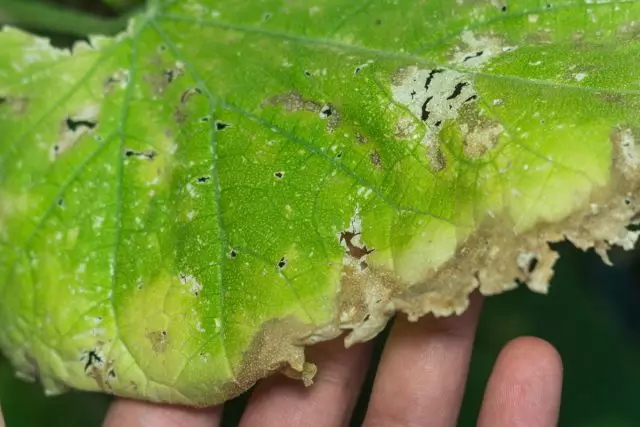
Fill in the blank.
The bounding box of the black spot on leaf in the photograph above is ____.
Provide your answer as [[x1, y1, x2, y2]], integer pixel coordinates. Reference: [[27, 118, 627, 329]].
[[320, 105, 333, 118], [463, 51, 484, 62], [215, 121, 230, 131], [164, 69, 176, 83], [424, 68, 444, 91], [66, 117, 97, 132], [124, 149, 157, 161], [370, 150, 381, 168], [420, 96, 433, 121], [83, 350, 103, 372], [446, 82, 469, 100]]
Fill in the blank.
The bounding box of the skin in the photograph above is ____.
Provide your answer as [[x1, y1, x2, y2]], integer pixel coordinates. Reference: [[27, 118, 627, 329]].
[[0, 293, 563, 427]]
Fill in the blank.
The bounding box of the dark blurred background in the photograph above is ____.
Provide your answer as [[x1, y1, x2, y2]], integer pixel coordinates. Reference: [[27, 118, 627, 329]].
[[1, 1, 639, 426]]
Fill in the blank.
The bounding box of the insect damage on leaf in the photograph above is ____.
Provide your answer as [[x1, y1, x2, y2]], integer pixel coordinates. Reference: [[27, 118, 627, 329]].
[[1, 0, 640, 409]]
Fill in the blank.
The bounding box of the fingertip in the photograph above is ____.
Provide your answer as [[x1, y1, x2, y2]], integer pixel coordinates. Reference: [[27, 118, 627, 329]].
[[103, 398, 222, 427], [478, 336, 563, 427], [240, 338, 373, 427], [362, 292, 484, 427], [501, 336, 563, 374]]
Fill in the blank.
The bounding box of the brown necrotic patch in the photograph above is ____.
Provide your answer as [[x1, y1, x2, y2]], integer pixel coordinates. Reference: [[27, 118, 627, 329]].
[[262, 91, 341, 132], [144, 58, 185, 96], [0, 95, 29, 114], [340, 231, 374, 260], [103, 69, 130, 94], [125, 149, 157, 161], [52, 105, 100, 161], [147, 330, 169, 353], [370, 150, 382, 169], [461, 121, 504, 158]]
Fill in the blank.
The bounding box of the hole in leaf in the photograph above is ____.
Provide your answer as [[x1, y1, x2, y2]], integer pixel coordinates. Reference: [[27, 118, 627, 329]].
[[340, 231, 375, 259]]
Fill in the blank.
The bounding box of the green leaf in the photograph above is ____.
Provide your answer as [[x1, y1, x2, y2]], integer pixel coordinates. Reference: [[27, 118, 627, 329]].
[[0, 0, 130, 38], [1, 0, 639, 406], [103, 0, 145, 12]]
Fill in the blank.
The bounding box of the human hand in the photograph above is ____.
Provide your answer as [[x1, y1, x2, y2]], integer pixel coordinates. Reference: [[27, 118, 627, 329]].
[[2, 293, 564, 427]]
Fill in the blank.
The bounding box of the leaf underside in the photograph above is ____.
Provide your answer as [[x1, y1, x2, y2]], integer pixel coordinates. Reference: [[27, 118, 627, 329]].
[[1, 0, 639, 406]]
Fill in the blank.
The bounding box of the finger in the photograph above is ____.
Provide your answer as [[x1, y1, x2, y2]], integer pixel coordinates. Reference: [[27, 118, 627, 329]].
[[363, 292, 484, 427], [477, 336, 563, 427], [0, 402, 4, 427], [240, 337, 373, 427], [103, 399, 222, 427]]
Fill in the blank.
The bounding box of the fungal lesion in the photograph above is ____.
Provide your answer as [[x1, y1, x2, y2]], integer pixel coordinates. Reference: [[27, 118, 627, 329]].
[[81, 344, 115, 391], [144, 59, 185, 95], [391, 66, 479, 172], [370, 150, 382, 170], [339, 204, 375, 271], [147, 329, 169, 353], [262, 91, 341, 133], [103, 69, 130, 93], [124, 149, 157, 161], [215, 121, 231, 131], [0, 94, 29, 114], [389, 29, 517, 171], [52, 104, 100, 161], [457, 106, 505, 158], [174, 87, 204, 124], [612, 126, 640, 177], [277, 256, 287, 269]]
